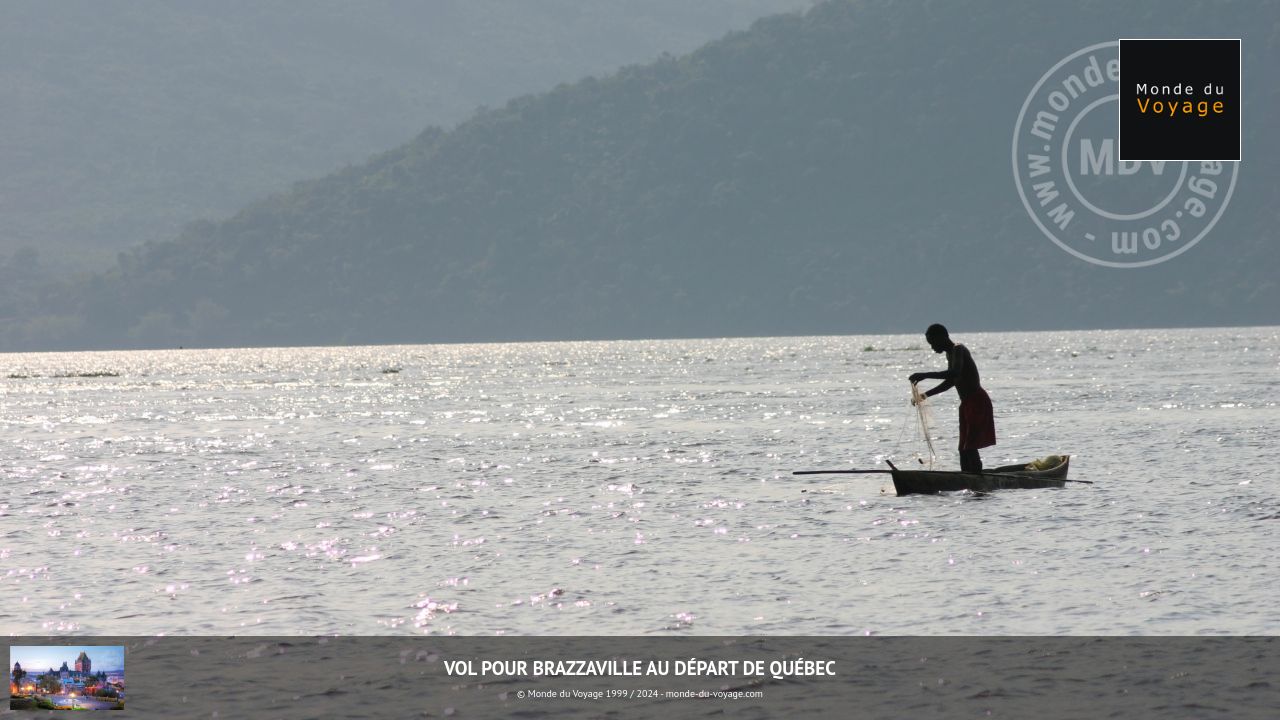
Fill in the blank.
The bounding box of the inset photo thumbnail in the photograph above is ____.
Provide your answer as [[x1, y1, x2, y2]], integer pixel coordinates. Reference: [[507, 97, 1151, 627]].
[[9, 646, 125, 712]]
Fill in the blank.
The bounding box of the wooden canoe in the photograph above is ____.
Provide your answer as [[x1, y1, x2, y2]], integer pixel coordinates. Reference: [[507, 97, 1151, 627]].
[[889, 455, 1071, 495]]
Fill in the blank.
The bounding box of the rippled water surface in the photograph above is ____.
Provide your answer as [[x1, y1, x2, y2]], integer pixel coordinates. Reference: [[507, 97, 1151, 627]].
[[2, 328, 1277, 635]]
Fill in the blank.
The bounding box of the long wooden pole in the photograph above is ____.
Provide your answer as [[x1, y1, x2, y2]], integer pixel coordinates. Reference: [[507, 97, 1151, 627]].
[[791, 469, 892, 475]]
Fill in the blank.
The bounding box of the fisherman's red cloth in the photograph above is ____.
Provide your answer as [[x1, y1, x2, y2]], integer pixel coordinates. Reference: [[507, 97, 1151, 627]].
[[958, 388, 996, 450]]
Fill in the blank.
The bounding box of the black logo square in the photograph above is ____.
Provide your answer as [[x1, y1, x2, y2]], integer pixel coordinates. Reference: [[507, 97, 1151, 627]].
[[1119, 39, 1240, 161]]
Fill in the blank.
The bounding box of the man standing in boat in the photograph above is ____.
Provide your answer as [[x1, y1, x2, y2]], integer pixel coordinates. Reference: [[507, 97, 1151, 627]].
[[908, 324, 995, 473]]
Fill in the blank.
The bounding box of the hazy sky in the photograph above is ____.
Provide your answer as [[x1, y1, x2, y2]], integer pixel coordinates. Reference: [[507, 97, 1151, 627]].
[[9, 646, 125, 672]]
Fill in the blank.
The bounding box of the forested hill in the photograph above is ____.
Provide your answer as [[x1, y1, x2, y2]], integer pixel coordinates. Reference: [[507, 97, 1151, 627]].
[[5, 0, 1276, 350], [0, 0, 808, 272]]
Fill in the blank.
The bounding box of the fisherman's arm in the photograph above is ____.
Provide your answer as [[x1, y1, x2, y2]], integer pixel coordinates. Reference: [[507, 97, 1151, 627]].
[[923, 379, 954, 398], [909, 370, 949, 382], [908, 348, 966, 396]]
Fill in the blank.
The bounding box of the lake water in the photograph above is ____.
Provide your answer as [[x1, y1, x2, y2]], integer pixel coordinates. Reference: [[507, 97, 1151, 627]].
[[1, 327, 1276, 636]]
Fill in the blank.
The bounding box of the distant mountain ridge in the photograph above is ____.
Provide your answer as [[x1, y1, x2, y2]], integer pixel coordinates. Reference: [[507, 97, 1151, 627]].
[[0, 0, 809, 272], [2, 0, 1276, 350]]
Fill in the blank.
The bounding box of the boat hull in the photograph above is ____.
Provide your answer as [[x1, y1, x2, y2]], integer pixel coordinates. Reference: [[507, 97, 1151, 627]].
[[891, 456, 1070, 495]]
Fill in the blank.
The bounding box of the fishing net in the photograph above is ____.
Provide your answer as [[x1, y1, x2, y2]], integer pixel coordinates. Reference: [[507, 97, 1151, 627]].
[[910, 382, 937, 469]]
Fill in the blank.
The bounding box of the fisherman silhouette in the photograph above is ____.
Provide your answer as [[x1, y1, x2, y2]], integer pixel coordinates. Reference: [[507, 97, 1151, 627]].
[[908, 324, 995, 473]]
